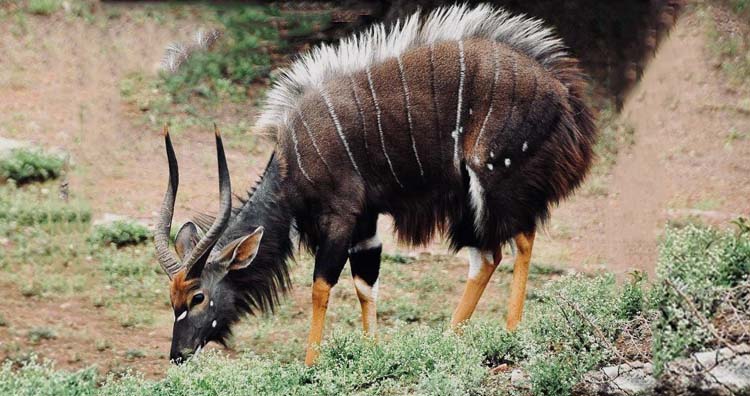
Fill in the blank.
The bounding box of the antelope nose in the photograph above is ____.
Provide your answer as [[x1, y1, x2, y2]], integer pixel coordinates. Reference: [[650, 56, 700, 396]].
[[170, 349, 185, 365]]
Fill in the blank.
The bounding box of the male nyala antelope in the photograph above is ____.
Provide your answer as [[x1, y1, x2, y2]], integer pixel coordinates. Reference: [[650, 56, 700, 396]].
[[154, 4, 596, 365]]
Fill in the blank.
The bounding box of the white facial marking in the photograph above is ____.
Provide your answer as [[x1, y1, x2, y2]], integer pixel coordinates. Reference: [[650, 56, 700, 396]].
[[349, 235, 382, 254], [212, 320, 217, 328], [522, 141, 528, 152], [175, 311, 187, 322], [487, 163, 494, 171], [504, 158, 511, 167], [490, 151, 495, 158], [210, 300, 214, 307]]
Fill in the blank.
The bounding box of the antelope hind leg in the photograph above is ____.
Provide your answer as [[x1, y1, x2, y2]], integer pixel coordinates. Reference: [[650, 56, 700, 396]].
[[450, 246, 502, 330], [506, 230, 536, 331]]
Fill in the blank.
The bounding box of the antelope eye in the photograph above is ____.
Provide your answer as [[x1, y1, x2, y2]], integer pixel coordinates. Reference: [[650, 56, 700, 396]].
[[191, 293, 205, 306]]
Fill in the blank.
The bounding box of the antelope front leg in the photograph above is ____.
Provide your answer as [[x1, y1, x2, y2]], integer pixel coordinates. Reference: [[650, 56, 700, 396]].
[[306, 278, 333, 366], [450, 247, 501, 330], [305, 219, 351, 366], [506, 230, 536, 331]]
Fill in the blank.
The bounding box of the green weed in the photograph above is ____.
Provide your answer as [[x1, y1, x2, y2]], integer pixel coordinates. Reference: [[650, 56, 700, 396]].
[[88, 220, 151, 248], [0, 148, 65, 185], [26, 0, 60, 15]]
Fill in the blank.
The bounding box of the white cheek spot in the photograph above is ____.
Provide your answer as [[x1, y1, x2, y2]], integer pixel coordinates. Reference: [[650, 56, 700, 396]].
[[504, 158, 511, 168], [487, 163, 494, 171], [210, 300, 214, 307], [522, 141, 528, 152], [490, 151, 495, 158], [212, 320, 217, 328], [175, 311, 187, 322]]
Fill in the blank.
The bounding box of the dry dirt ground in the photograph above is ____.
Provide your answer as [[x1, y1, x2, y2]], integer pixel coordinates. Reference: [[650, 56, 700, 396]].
[[1, 3, 749, 377]]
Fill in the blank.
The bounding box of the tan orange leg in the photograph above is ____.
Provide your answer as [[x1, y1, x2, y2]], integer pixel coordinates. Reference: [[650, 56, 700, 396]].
[[305, 278, 332, 366], [450, 247, 501, 330], [353, 277, 378, 337], [506, 230, 535, 331]]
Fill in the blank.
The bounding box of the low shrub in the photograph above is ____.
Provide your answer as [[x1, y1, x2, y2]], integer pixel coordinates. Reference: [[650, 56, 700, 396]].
[[26, 0, 60, 15], [0, 148, 65, 185], [88, 220, 151, 248], [0, 185, 90, 227]]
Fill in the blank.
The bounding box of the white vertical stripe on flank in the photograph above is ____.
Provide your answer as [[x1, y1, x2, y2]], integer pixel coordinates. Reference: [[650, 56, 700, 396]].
[[349, 76, 368, 153], [473, 45, 501, 161], [288, 125, 313, 183], [321, 88, 361, 177], [297, 110, 333, 175], [397, 55, 425, 178], [366, 66, 404, 188], [466, 165, 486, 234], [453, 40, 466, 169]]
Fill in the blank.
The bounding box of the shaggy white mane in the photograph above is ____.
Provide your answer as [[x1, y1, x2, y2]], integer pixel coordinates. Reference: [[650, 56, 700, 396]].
[[256, 3, 566, 133]]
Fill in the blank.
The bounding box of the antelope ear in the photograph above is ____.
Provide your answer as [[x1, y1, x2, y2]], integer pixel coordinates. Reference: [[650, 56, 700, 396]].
[[174, 221, 200, 261], [218, 226, 264, 271]]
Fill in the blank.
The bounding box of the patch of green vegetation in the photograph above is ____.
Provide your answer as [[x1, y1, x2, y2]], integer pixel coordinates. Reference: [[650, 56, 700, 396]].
[[0, 184, 90, 227], [124, 349, 146, 361], [650, 222, 750, 372], [0, 148, 65, 185], [730, 0, 749, 14], [0, 360, 97, 396], [381, 252, 415, 264], [27, 327, 56, 345], [120, 5, 332, 131], [705, 4, 750, 87], [26, 0, 60, 15], [88, 220, 151, 248]]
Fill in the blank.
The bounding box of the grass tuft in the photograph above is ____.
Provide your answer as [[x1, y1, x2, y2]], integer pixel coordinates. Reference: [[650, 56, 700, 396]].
[[0, 148, 65, 185], [88, 220, 151, 248], [26, 0, 60, 15]]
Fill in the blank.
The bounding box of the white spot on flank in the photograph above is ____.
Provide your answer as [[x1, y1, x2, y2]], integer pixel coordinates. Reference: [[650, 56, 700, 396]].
[[349, 235, 382, 254], [504, 158, 511, 167], [466, 166, 485, 234], [522, 141, 528, 152], [212, 320, 217, 328], [467, 248, 494, 279], [176, 311, 187, 322], [487, 163, 494, 171]]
